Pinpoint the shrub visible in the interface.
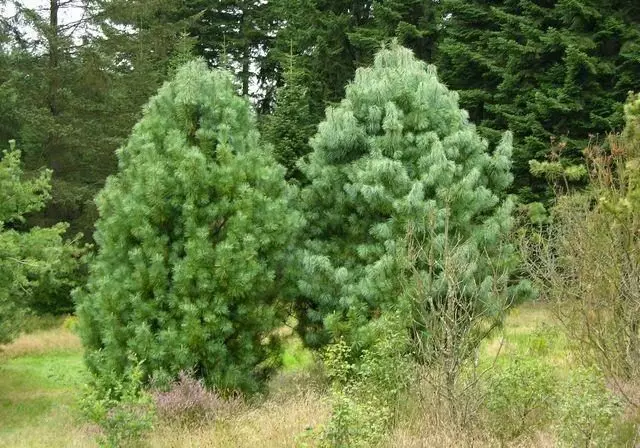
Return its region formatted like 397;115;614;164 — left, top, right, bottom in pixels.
76;60;303;395
152;371;242;425
319;315;412;448
556;368;623;447
485;357;556;443
0;140;83;344
81;357;155;448
522;93;640;384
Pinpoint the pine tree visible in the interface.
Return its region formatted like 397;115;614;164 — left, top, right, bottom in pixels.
0;141;81;343
76;60;302;394
297;44;525;349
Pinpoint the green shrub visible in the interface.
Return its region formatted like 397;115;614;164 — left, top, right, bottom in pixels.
556;368;622;447
62;315;79;332
319;316;411;447
81;357;155;448
0;141;83;344
485;357;556;443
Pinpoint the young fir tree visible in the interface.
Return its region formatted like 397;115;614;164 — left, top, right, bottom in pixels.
261;57;316;181
76;60;303;394
297;44;526;349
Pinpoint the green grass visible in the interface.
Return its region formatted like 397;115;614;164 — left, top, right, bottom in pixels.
282;336;314;372
0;327;92;447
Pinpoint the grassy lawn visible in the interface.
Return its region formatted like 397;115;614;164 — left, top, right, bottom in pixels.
0;327;94;447
0;302;579;447
0;323;327;448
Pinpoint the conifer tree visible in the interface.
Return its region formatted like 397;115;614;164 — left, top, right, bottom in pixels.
0;141;81;343
76;60;303;394
297;44;525;349
270;0;439;119
261;56;316;181
437;0;640;201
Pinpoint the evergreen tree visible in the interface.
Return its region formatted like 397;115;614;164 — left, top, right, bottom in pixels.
77;60;303;394
271;0;439;119
297;44;525;349
0;141;82;342
2;0;177;238
437;0;640;201
261;57;316;181
180;0;276;112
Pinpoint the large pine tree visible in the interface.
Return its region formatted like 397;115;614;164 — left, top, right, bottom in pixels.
77;60;302;394
297;44;524;349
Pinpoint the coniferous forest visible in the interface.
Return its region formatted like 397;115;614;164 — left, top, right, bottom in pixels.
1;1;640;446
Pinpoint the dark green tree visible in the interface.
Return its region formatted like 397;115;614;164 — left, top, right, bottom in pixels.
0;141;82;342
297;44;527;349
437;0;640;201
77;60;303;394
2;0;177;238
260;56;316;180
180;0;276;112
270;0;439;119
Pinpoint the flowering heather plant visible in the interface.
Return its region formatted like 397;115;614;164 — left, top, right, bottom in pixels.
152;371;243;425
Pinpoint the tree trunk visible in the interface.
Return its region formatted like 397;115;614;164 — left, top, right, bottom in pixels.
48;0;60;117
240;9;250;97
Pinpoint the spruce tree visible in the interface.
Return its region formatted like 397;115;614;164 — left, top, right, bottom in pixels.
437;0;640;202
271;0;439;119
297;44;524;349
77;60;302;394
261;59;316;181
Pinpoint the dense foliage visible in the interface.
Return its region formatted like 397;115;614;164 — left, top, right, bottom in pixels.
76;60;302;394
297;44;527;349
261;63;316;180
0;1;639;443
437;0;640;201
1;1;638;238
0;141;81;343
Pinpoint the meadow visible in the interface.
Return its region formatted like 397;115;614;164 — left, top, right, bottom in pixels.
1;302;612;447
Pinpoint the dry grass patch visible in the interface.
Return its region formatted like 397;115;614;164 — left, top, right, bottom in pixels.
0;327;81;359
148;390;329;448
0;410;97;448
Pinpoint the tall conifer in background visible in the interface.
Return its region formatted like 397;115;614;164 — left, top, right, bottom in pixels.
270;0;439;121
297;44;526;349
77;61;302;394
437;0;640;201
261;52;316;181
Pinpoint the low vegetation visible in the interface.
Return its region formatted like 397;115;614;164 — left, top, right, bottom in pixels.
2;302;637;447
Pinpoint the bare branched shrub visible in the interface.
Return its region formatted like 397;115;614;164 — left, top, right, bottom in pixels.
405;216;522;425
152;371;243;425
521;132;640;407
